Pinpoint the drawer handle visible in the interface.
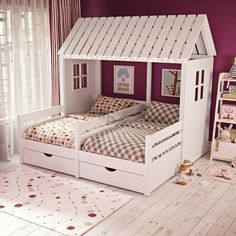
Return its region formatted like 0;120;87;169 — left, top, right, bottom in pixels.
44;153;53;157
105;167;117;172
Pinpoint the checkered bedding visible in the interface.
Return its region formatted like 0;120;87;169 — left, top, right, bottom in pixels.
81;119;167;163
24;112;100;148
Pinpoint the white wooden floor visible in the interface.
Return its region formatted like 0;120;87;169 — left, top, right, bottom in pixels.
0;153;236;236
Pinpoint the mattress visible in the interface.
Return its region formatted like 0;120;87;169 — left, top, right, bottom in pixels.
81;119;167;163
24;112;100;148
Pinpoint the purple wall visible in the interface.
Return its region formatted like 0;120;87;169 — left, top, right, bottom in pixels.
81;0;236;138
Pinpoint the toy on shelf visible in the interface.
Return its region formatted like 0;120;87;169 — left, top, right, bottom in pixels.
229;57;236;79
220;105;236;120
217;124;233;143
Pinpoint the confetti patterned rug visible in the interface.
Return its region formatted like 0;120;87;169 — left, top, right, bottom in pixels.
207;164;236;184
0;165;133;235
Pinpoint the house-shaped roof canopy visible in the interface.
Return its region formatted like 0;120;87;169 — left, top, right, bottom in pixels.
59;14;216;63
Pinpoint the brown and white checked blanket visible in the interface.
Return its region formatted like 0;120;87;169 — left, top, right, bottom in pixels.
82;119;167;163
24;113;100;149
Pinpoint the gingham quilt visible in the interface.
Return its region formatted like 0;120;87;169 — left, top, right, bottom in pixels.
81;119;167;163
24;113;100;148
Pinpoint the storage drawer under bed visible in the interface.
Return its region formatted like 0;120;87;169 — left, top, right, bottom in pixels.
80;161;145;193
23;149;76;175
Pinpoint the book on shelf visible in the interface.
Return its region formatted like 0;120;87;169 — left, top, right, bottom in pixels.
220;104;236;120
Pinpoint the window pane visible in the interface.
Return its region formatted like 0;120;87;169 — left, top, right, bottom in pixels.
201;70;204;84
81;63;87;75
195;71;199;85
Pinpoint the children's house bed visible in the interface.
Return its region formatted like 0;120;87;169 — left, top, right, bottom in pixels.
19;14;216;195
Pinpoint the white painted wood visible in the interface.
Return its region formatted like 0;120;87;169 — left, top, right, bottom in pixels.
88;17;115;56
140;15;166;58
121;16;148;58
159;180;219;235
181;57;214;162
201;17;217;56
159;15;186;59
170;15;196;59
79;119;182;195
173;183;231;235
96;17;123;57
80;17;107;56
79;151;145;175
181;14;206;59
131;16;157;58
104;17;131;57
23;148;76;175
149;15;176;59
1;219;29;235
65;18;92;55
58;18;84;55
80;161;146;194
189;188;236;236
224;217;236;236
207;197;236;236
60;15;215;62
112;16;139;58
9;223;40;235
211;141;236;161
146;62;152;102
73;17;100;55
210;72;236;162
17;103;145;177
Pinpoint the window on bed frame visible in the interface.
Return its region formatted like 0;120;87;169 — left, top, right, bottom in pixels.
72;63;88;90
195;70;205;101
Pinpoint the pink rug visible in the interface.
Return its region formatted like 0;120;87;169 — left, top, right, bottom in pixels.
0;165;133;235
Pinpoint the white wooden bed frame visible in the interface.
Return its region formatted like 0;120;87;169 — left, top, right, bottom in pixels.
56;14;216;195
17;14;216;195
18;103;145;177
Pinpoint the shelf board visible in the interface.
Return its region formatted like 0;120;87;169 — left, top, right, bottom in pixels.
219;97;236;101
220;78;236;82
216;118;236;124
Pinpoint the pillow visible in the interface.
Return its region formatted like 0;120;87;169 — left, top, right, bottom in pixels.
90;96;133;114
144;101;179;125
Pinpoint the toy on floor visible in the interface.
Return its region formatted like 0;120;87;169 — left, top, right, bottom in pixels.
231;157;236;168
175;159;194;186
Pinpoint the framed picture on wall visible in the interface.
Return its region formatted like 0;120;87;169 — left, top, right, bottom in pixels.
113;65;134;94
161;69;181;97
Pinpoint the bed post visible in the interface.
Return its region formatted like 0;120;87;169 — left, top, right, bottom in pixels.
59;56;65;113
144;135;152;196
146;62;152;103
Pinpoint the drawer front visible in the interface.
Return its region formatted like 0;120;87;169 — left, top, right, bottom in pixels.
80;161;145;193
23;149;75;175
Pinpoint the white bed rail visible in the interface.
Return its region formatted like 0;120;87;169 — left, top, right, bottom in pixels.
18;105;64;123
76;103;146;139
17;105;64;163
145;121;182;163
144;121;182;195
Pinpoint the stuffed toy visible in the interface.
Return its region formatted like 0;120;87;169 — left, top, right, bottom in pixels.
217;124;233;143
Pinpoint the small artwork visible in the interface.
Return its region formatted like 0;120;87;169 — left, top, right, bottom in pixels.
162;69;181;97
114;65;134;94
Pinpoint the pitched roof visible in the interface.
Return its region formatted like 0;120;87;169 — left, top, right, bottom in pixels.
59;14;216;63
